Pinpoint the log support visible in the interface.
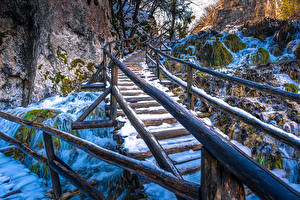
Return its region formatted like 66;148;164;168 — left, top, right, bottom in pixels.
186;65;194;110
110;63;118;121
43;132;62;199
201;148;245;200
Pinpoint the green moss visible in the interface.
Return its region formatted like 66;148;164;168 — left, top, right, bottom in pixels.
14;110;60;145
252;48;270;65
70;58;85;70
215;34;224;38
38;64;43;70
86;62;95;72
284;83;298;93
294;43;300;60
224;34;246;52
212;41;233;67
56;46;68;64
61;77;73;95
55;72;66;84
30;162;50;178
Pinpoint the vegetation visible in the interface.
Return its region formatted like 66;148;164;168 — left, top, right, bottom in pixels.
252;48;270;65
279;0;300;20
284;83;298;93
224;34;246;52
294;43;300;59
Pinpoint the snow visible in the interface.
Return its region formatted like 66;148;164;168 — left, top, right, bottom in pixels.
0;153;48;199
230;140;252;157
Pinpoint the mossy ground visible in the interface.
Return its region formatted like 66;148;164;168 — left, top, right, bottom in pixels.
294;43;300;60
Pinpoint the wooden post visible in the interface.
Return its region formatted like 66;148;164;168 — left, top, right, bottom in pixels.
110;63;118;121
103;47;107;84
201;148;245;200
43;132;62;199
186;65;194;110
155;53;161;80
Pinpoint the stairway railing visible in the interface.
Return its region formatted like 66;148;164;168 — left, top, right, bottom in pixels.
0;33;299;200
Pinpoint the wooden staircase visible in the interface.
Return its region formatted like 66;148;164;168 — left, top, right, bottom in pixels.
112;52;202;178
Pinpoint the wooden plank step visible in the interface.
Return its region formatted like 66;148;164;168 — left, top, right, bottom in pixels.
105;101;162;110
137;127;190;140
120;91;145;96
118;86;141;91
169;150;201;165
116;108;168;117
118;82;135;86
124;96;154;103
81;83;106;90
176;158;201;176
127;140;202;160
142;116;178;126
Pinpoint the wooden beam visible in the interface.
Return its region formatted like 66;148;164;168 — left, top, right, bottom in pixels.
0;113;199;199
201;148;245;200
186;66;194;110
81;83;106;90
43;132;62;198
72;120;115;130
0;131;105;200
110;62;118;121
76;87;111;122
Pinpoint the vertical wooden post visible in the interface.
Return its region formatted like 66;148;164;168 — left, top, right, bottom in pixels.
110;62;118;121
201;148;245;200
145;46;148;64
186;65;194;110
43;132;62;199
155;53;161;80
103;47;107;84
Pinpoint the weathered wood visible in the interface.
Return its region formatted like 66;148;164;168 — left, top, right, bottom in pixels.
0;145;17;153
116;108;168;117
118;82;135;86
155;52;161;80
122;101;161;109
72;120;115;130
43;132;62;198
137;127;190;140
112;86;182;179
120;91;145;96
142;117;177;126
110;62;118;121
76;87;111;122
124;96;154;103
186;66;194;110
0;131;105;200
128;142;202;160
201;148;245;200
87;62;104;84
0;113;199;199
81;83;106;90
157;60;300;150
59;180;98;200
103;44;300;199
148;44;300;103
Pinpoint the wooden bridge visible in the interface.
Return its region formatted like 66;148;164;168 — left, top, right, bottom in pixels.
0;35;299;200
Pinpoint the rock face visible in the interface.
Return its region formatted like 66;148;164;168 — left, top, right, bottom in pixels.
0;0;112;109
193;0;279;32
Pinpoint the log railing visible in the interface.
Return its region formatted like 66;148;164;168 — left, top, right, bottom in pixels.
103;38;300;200
0;34;299;200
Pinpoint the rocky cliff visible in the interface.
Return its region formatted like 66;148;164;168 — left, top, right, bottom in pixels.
193;0;280;32
0;0;112;109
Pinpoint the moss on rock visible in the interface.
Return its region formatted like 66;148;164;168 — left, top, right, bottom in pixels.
284;83;298;93
70;58;85;70
56;46;68;64
252;48;270;65
224;34;246;52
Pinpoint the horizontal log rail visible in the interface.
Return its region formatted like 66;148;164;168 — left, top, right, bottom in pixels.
154;59;300;150
148;44;300;103
104;40;300;200
0;111;199;200
0;130;105;200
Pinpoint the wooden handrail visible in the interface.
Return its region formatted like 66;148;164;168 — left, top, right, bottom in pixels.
148;44;300;103
0;111;199;199
104;41;300;200
154;59;300;150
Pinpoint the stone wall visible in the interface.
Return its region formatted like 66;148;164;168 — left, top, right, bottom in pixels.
0;0;112;109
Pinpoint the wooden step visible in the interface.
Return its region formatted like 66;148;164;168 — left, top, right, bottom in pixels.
121;91;145;96
118;82;135;86
137;127;190;140
176;158;201;176
124;96;154;103
127;140;202;160
118;86;140;91
105;101;162;110
142;116;177;126
116;108;168;117
71;120;115;130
